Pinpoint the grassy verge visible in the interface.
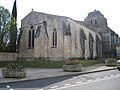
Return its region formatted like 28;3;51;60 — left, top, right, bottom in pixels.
0;60;103;68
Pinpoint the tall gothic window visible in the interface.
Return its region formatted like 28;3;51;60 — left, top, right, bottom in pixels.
89;33;94;58
96;35;101;57
80;29;87;57
28;25;34;48
91;20;92;24
95;19;97;25
52;29;57;47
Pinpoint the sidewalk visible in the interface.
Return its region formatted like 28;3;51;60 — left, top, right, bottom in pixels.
0;64;117;84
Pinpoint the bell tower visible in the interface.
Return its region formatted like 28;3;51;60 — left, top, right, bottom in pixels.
84;10;107;29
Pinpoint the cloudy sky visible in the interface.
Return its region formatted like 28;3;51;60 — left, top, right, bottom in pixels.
1;0;120;35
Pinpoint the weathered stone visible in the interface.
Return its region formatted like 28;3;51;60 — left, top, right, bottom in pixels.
0;53;17;61
18;11;102;60
84;10;120;58
2;68;26;78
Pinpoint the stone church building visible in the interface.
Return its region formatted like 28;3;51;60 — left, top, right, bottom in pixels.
18;10;119;60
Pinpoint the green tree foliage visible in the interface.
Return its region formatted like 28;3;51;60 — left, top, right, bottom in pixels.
8;0;17;52
8;17;17;52
0;6;11;51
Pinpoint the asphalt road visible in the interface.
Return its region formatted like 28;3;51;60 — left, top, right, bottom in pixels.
0;69;120;90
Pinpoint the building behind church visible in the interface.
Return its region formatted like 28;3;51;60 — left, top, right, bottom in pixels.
18;10;120;60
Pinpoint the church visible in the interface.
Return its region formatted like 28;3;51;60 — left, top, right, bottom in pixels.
18;10;119;60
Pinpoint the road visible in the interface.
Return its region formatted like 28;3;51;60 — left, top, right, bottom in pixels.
0;69;120;90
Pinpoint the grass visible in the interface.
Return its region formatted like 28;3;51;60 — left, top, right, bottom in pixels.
0;60;103;68
80;60;102;67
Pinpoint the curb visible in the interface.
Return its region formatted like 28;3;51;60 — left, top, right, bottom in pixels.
0;67;117;84
48;67;117;78
77;67;117;75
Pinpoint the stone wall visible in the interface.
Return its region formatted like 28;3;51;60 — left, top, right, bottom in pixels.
0;53;17;61
19;11;102;60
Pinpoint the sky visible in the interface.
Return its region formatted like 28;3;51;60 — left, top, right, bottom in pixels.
0;0;120;36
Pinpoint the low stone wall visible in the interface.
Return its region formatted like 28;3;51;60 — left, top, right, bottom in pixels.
0;53;18;61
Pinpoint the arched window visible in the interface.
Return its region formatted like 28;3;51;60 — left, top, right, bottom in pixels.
80;29;87;57
95;19;97;25
28;25;34;48
89;33;94;58
91;20;92;24
52;29;57;47
96;35;101;57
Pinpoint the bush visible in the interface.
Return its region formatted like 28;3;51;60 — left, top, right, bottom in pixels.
105;58;117;66
64;60;81;65
63;60;82;72
5;63;24;69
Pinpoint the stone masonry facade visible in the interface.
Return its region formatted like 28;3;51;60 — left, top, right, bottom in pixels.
18;10;120;60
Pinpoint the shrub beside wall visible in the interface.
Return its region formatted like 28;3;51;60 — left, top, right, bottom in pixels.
105;58;117;66
0;53;17;61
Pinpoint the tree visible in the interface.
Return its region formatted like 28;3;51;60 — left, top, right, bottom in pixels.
8;17;17;52
8;0;17;52
0;6;11;52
